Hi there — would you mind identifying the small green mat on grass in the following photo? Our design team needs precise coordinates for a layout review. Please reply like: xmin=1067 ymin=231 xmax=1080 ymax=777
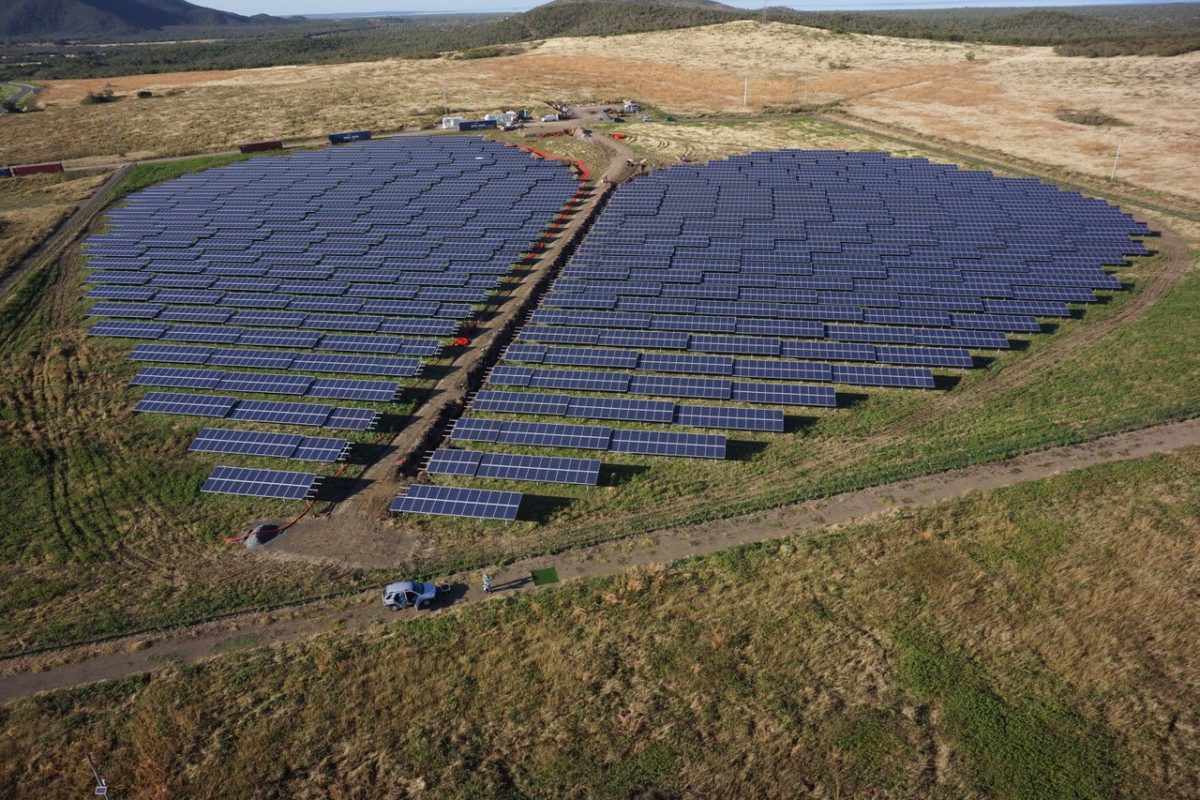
xmin=531 ymin=567 xmax=560 ymax=586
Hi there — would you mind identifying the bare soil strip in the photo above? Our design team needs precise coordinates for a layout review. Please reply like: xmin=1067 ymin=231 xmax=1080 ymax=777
xmin=3 ymin=414 xmax=1198 ymax=704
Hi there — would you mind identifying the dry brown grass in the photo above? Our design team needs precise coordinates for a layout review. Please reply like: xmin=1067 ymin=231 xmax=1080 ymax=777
xmin=2 ymin=448 xmax=1198 ymax=798
xmin=0 ymin=171 xmax=109 ymax=283
xmin=4 ymin=21 xmax=1196 ymax=198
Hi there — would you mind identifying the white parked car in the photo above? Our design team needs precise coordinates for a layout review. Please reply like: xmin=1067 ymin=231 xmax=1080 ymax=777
xmin=382 ymin=581 xmax=440 ymax=610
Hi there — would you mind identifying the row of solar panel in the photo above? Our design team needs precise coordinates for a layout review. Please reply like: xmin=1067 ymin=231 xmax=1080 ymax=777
xmin=189 ymin=427 xmax=351 ymax=463
xmin=543 ymin=291 xmax=1071 ymax=319
xmin=472 ymin=389 xmax=785 ymax=431
xmin=134 ymin=391 xmax=379 ymax=430
xmin=425 ymin=448 xmax=601 ymax=486
xmin=551 ymin=277 xmax=1099 ymax=305
xmin=201 ymin=465 xmax=322 ymax=500
xmin=390 ymin=483 xmax=523 ymax=522
xmin=528 ymin=308 xmax=1040 ymax=334
xmin=519 ymin=323 xmax=995 ymax=358
xmin=131 ymin=366 xmax=399 ymax=402
xmin=451 ymin=416 xmax=727 ymax=459
xmin=89 ymin=302 xmax=462 ymax=335
xmin=87 ymin=282 xmax=489 ymax=304
xmin=129 ymin=343 xmax=421 ymax=377
xmin=90 ymin=320 xmax=443 ymax=356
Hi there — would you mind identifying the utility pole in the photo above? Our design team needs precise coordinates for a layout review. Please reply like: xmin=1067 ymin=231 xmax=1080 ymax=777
xmin=743 ymin=77 xmax=749 ymax=107
xmin=86 ymin=753 xmax=109 ymax=797
xmin=1109 ymin=135 xmax=1124 ymax=181
xmin=442 ymin=84 xmax=448 ymax=116
xmin=803 ymin=76 xmax=811 ymax=104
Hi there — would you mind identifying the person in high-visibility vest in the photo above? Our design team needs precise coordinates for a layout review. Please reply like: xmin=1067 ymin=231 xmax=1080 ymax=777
xmin=482 ymin=574 xmax=493 ymax=594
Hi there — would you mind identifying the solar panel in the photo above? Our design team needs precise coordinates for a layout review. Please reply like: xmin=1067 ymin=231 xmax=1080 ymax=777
xmin=227 ymin=400 xmax=332 ymax=427
xmin=638 ymin=353 xmax=733 ymax=376
xmin=608 ymin=429 xmax=726 ymax=459
xmin=733 ymin=359 xmax=833 ymax=382
xmin=730 ymin=382 xmax=837 ymax=407
xmin=528 ymin=369 xmax=631 ymax=393
xmin=564 ymin=396 xmax=676 ymax=423
xmin=324 ymin=407 xmax=380 ymax=431
xmin=390 ymin=483 xmax=523 ymax=521
xmin=425 ymin=448 xmax=485 ymax=477
xmin=128 ymin=343 xmax=214 ymax=364
xmin=494 ymin=421 xmax=614 ymax=450
xmin=473 ymin=390 xmax=571 ymax=416
xmin=188 ymin=427 xmax=303 ymax=459
xmin=450 ymin=416 xmax=507 ymax=443
xmin=629 ymin=375 xmax=732 ymax=400
xmin=134 ymin=392 xmax=237 ymax=418
xmin=201 ymin=465 xmax=319 ymax=500
xmin=674 ymin=405 xmax=785 ymax=432
xmin=290 ymin=353 xmax=421 ymax=377
xmin=293 ymin=436 xmax=352 ymax=463
xmin=162 ymin=325 xmax=242 ymax=344
xmin=689 ymin=335 xmax=781 ymax=356
xmin=502 ymin=344 xmax=547 ymax=363
xmin=89 ymin=321 xmax=168 ymax=339
xmin=131 ymin=366 xmax=225 ymax=390
xmin=206 ymin=348 xmax=296 ymax=370
xmin=317 ymin=334 xmax=404 ymax=355
xmin=306 ymin=378 xmax=399 ymax=402
xmin=476 ymin=453 xmax=602 ymax=486
xmin=831 ymin=365 xmax=935 ymax=389
xmin=541 ymin=347 xmax=640 ymax=369
xmin=88 ymin=302 xmax=164 ymax=319
xmin=218 ymin=372 xmax=315 ymax=395
xmin=488 ymin=365 xmax=535 ymax=387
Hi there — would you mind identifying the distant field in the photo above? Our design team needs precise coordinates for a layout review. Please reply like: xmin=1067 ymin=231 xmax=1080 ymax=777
xmin=3 ymin=22 xmax=1196 ymax=202
xmin=1 ymin=116 xmax=1197 ymax=652
xmin=4 ymin=447 xmax=1198 ymax=797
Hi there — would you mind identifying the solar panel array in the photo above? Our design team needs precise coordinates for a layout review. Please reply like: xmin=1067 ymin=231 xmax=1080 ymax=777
xmin=410 ymin=150 xmax=1151 ymax=519
xmin=83 ymin=136 xmax=580 ymax=500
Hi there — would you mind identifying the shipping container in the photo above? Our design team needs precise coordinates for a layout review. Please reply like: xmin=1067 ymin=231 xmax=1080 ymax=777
xmin=239 ymin=140 xmax=283 ymax=154
xmin=11 ymin=161 xmax=64 ymax=176
xmin=328 ymin=130 xmax=371 ymax=144
xmin=0 ymin=167 xmax=11 ymax=178
xmin=457 ymin=119 xmax=498 ymax=132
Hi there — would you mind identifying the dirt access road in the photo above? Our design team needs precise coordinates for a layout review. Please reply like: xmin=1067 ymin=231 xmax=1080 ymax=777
xmin=3 ymin=414 xmax=1198 ymax=704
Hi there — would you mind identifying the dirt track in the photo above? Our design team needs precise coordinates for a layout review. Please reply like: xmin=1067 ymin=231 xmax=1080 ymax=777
xmin=3 ymin=414 xmax=1199 ymax=703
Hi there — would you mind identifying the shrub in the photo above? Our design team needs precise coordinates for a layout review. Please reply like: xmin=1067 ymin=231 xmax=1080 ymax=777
xmin=80 ymin=88 xmax=116 ymax=106
xmin=1055 ymin=106 xmax=1125 ymax=126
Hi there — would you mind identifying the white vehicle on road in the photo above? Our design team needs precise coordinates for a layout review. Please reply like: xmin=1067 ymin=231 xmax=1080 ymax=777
xmin=382 ymin=581 xmax=441 ymax=610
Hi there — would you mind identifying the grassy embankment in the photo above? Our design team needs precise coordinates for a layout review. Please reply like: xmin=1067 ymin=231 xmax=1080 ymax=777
xmin=3 ymin=447 xmax=1198 ymax=797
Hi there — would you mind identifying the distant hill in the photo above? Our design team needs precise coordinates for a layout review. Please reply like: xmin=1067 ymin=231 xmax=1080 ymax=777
xmin=481 ymin=0 xmax=742 ymax=40
xmin=0 ymin=0 xmax=273 ymax=41
xmin=2 ymin=0 xmax=1198 ymax=80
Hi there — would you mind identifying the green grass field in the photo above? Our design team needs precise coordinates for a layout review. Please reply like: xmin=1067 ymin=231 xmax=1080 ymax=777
xmin=0 ymin=123 xmax=1197 ymax=653
xmin=4 ymin=447 xmax=1197 ymax=797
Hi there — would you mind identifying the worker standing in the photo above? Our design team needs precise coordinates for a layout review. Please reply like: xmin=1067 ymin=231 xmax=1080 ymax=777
xmin=482 ymin=573 xmax=493 ymax=594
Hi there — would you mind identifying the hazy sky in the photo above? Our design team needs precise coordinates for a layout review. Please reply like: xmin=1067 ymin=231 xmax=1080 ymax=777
xmin=204 ymin=0 xmax=1170 ymax=17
